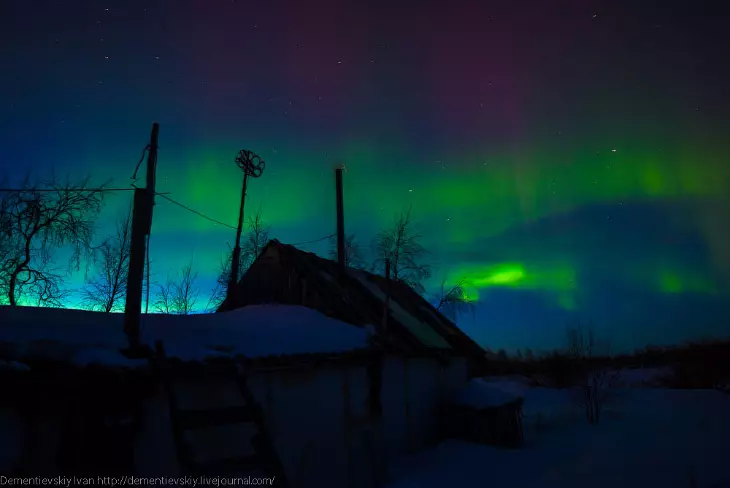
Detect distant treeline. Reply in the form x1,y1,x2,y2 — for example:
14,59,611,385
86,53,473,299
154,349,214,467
474,339,730,390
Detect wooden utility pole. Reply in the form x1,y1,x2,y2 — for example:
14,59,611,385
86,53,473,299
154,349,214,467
124,122,159,353
382,258,391,337
225,150,266,309
335,167,346,274
227,173,249,304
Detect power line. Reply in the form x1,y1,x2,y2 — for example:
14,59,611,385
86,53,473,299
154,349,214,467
156,193,336,247
290,233,336,246
1,141,151,194
0,187,136,193
155,193,237,229
3,183,336,248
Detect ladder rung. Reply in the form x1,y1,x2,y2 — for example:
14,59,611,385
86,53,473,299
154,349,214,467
196,454,269,476
178,405,256,430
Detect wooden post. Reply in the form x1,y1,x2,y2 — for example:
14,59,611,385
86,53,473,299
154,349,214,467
403,358,411,452
341,369,354,488
381,258,391,338
300,278,308,305
145,123,159,227
123,122,159,353
335,167,346,273
123,189,149,349
368,353,383,417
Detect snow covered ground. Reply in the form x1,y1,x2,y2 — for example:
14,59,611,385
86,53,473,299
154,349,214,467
0,304,373,368
387,376,730,488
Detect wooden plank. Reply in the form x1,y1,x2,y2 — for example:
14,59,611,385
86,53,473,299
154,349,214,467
236,376,290,487
178,405,256,430
155,341,197,472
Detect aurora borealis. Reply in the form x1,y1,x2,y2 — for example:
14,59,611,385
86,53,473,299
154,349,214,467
1,0,729,352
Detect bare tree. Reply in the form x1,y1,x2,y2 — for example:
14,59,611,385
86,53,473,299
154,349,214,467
0,190,14,302
205,208,271,312
329,233,365,269
17,246,71,308
205,254,232,313
373,207,431,293
153,259,199,314
0,175,107,307
434,277,475,322
241,207,270,270
566,319,619,425
81,210,131,312
524,348,535,361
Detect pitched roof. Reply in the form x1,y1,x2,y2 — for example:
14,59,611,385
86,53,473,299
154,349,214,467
225,239,485,359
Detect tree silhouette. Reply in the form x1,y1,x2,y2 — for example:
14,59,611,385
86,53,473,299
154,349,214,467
329,233,365,269
434,277,475,322
153,258,199,314
496,349,509,361
81,210,131,312
241,207,270,270
0,175,107,306
206,254,232,312
206,208,271,311
524,348,535,361
565,319,619,424
373,207,431,293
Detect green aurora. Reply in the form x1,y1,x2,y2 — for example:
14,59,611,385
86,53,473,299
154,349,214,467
2,0,729,351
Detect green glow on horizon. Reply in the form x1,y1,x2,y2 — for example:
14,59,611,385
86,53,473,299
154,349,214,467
469,264,526,287
100,138,730,248
447,259,721,312
449,262,578,310
657,269,717,296
660,272,683,294
55,135,728,312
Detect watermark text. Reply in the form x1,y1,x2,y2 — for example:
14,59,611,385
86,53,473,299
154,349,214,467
0,476,277,487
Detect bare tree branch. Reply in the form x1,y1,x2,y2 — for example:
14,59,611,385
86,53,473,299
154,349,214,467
206,207,271,312
205,253,232,313
329,233,365,269
434,277,475,322
372,207,431,293
81,210,131,312
0,174,108,306
153,258,200,315
241,206,270,270
17,246,71,308
565,319,619,425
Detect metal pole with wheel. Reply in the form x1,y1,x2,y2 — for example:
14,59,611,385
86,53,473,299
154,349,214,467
226,149,266,309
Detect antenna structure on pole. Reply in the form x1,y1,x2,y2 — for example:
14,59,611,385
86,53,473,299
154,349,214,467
236,149,266,178
226,149,266,308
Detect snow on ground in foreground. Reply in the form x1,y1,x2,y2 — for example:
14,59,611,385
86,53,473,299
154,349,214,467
0,305,372,367
615,366,675,387
388,384,730,488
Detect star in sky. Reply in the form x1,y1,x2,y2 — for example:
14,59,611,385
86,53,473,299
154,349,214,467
0,0,728,353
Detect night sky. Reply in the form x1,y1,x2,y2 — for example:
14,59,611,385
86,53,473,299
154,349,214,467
2,0,729,353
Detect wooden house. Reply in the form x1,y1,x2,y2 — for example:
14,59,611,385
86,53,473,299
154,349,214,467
0,287,477,488
219,239,485,365
214,239,490,481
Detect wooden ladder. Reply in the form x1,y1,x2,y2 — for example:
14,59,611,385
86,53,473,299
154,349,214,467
155,342,289,486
